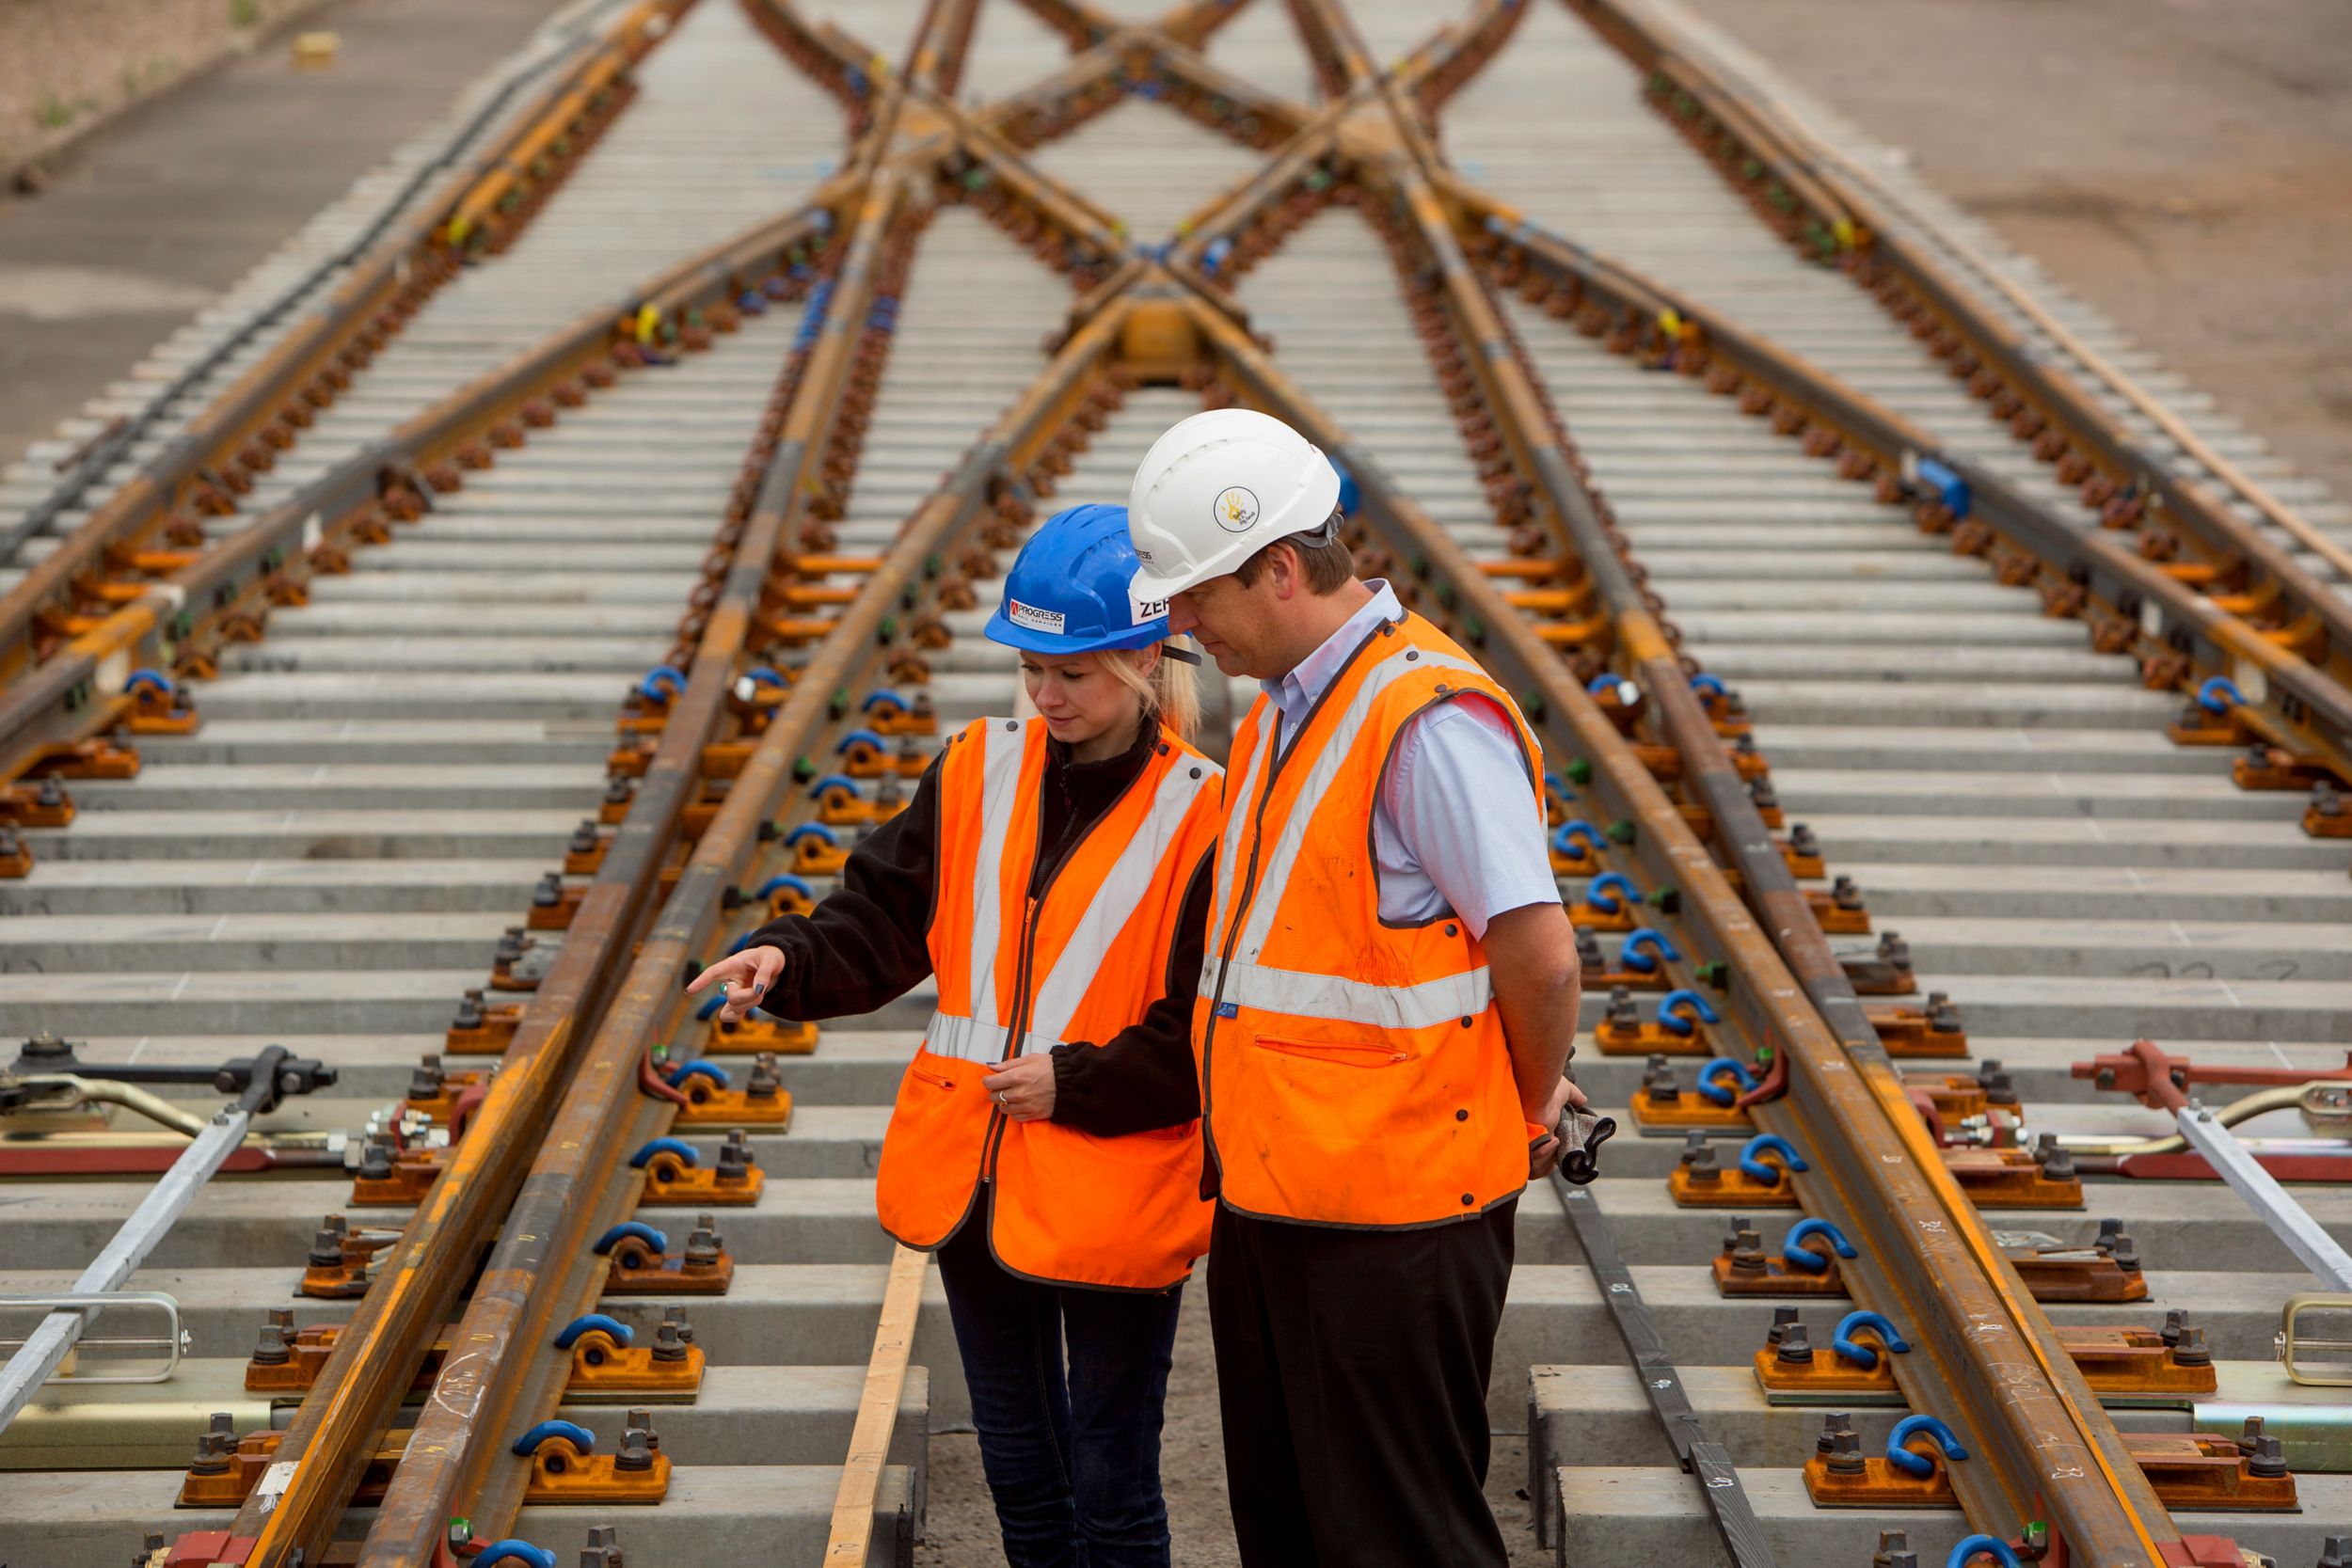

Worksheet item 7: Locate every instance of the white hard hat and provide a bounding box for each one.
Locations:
[1126,408,1343,599]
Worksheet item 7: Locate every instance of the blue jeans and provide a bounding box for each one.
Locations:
[934,1189,1184,1568]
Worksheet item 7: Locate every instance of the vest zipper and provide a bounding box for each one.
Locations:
[1196,752,1280,1187]
[979,742,1162,1183]
[979,893,1041,1182]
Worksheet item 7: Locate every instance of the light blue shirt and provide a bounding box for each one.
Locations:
[1265,581,1557,939]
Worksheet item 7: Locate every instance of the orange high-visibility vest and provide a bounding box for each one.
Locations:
[876,715,1222,1290]
[1195,610,1546,1228]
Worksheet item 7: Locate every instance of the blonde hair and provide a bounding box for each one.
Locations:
[1101,641,1200,742]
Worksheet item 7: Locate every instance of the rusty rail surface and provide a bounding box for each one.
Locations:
[1558,0,2352,755]
[340,166,924,1568]
[1583,0,2352,591]
[0,197,849,812]
[1178,5,2217,1560]
[144,0,1181,1557]
[175,200,845,1567]
[1445,190,2352,787]
[0,0,697,688]
[15,2,2327,1564]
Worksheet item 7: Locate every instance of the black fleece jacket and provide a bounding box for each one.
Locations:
[741,719,1210,1138]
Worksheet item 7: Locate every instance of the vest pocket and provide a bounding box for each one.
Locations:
[1250,1034,1409,1068]
[877,1047,992,1249]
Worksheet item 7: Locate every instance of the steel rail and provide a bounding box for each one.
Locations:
[1615,0,2352,591]
[1016,0,1251,53]
[394,270,1140,1568]
[68,7,1176,1557]
[0,1050,296,1434]
[86,196,842,1565]
[0,0,637,566]
[343,161,916,1568]
[318,5,1146,1552]
[1395,0,1534,116]
[1450,198,2352,787]
[0,0,697,687]
[1240,7,2198,1558]
[0,197,850,795]
[1186,290,2185,1567]
[1557,0,2352,696]
[1550,1175,1775,1566]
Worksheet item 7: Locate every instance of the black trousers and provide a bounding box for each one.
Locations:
[1208,1200,1517,1568]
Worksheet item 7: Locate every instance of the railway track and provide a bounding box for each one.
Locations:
[2,3,2347,1566]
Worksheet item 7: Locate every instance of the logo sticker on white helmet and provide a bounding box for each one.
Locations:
[1007,598,1066,635]
[1211,485,1261,533]
[1130,588,1168,626]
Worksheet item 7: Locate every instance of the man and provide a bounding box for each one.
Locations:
[1127,408,1584,1567]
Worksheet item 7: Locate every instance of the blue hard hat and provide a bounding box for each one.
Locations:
[984,503,1170,655]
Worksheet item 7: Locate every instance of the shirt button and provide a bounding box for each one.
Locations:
[1455,1109,1469,1122]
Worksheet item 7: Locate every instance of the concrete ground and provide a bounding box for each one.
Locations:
[1678,0,2352,503]
[915,1282,1554,1568]
[0,0,567,479]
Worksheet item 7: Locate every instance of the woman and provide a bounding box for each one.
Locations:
[687,502,1219,1568]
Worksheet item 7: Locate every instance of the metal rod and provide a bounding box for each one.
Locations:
[2174,1101,2352,1292]
[0,1110,245,1432]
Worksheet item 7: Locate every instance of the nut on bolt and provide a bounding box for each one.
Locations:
[716,1130,755,1185]
[747,1053,781,1100]
[651,1307,694,1363]
[252,1307,295,1366]
[190,1412,238,1473]
[1642,1053,1680,1102]
[615,1409,660,1472]
[684,1215,723,1272]
[309,1214,351,1268]
[1679,1131,1721,1185]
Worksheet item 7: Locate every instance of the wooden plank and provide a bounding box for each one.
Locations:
[825,1243,930,1563]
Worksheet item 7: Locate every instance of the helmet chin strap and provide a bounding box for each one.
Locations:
[1161,642,1204,666]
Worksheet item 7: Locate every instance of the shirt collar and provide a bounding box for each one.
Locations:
[1264,579,1403,725]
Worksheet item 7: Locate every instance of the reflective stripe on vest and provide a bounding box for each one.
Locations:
[1197,612,1545,1229]
[928,721,1211,1060]
[1200,955,1493,1033]
[877,715,1222,1290]
[961,718,1029,1035]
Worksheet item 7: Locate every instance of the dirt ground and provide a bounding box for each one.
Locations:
[0,0,320,169]
[1678,0,2352,506]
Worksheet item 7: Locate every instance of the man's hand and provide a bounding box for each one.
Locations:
[684,945,787,1024]
[983,1054,1056,1122]
[1527,1071,1588,1180]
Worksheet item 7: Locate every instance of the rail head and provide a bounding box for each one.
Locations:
[1184,282,2192,1566]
